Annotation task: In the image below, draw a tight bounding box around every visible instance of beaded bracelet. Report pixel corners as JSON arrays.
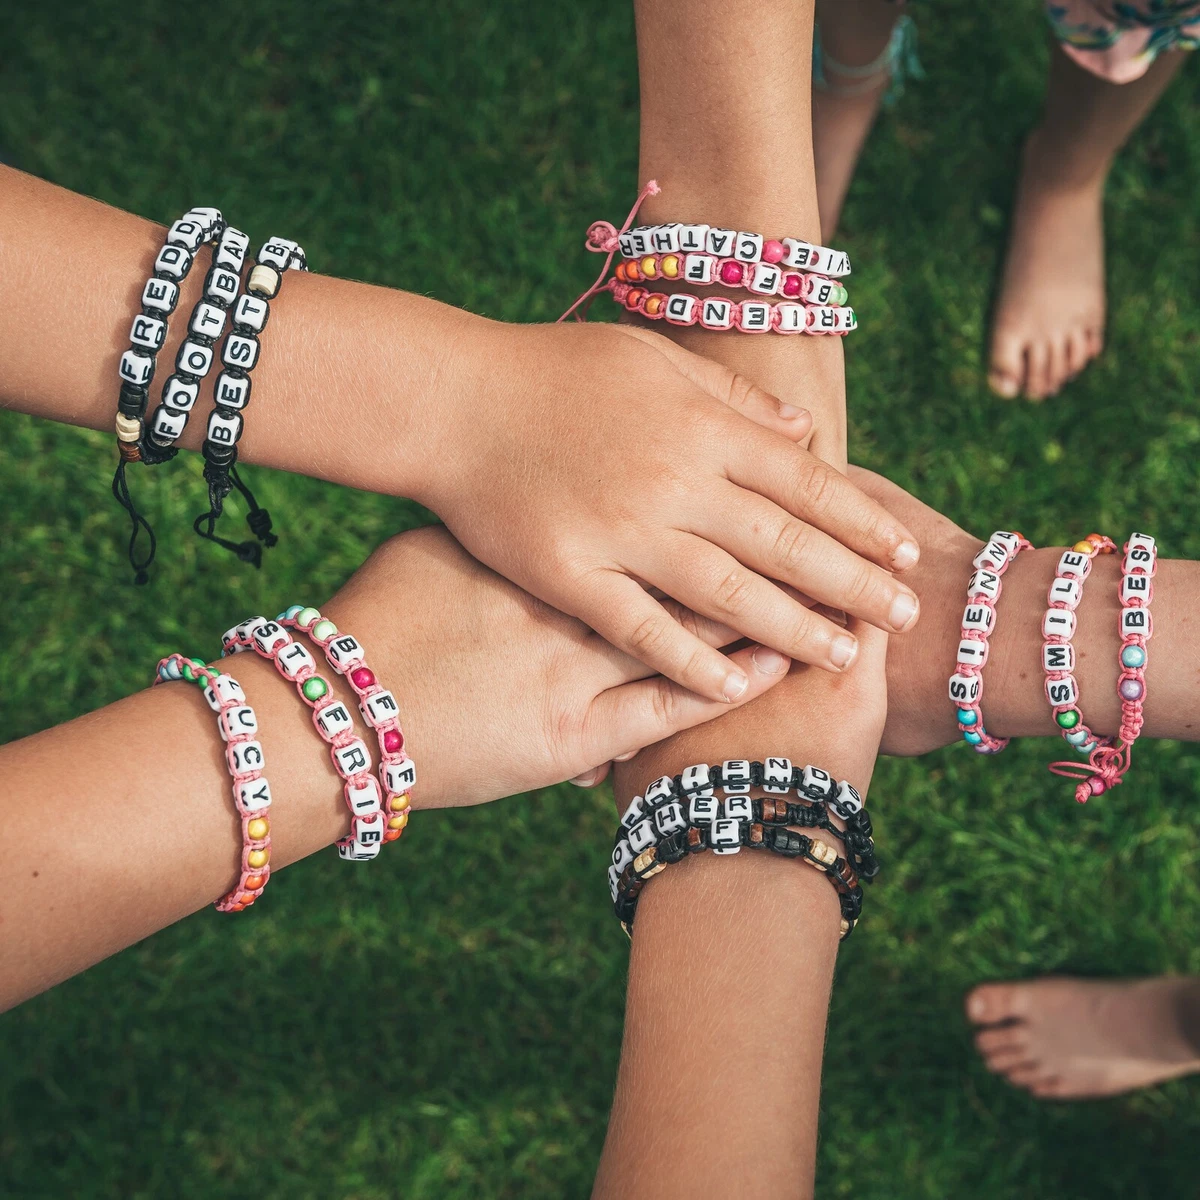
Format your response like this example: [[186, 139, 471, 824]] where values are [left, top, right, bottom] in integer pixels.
[[948, 530, 1032, 753], [616, 252, 848, 305], [142, 223, 252, 460], [280, 605, 414, 846], [113, 206, 226, 583], [221, 615, 388, 861], [610, 759, 877, 941], [616, 225, 851, 278], [1042, 534, 1116, 756], [193, 236, 307, 567], [607, 281, 857, 335], [154, 652, 272, 912]]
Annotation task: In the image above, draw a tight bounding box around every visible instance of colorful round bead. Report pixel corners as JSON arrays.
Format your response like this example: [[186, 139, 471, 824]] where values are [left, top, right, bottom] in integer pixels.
[[1121, 644, 1146, 669], [1119, 677, 1145, 702], [720, 261, 744, 285], [311, 619, 337, 641], [957, 709, 977, 726], [302, 676, 328, 702], [383, 729, 403, 754], [964, 730, 983, 745], [762, 239, 785, 264], [1056, 710, 1079, 729], [296, 607, 321, 629], [350, 667, 376, 690]]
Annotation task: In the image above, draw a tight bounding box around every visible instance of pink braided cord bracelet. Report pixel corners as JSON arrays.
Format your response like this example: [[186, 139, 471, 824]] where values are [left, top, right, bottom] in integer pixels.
[[616, 251, 847, 304], [606, 281, 856, 334]]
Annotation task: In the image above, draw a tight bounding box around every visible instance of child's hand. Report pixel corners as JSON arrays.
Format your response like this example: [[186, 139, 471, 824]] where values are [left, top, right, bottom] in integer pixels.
[[420, 321, 921, 702]]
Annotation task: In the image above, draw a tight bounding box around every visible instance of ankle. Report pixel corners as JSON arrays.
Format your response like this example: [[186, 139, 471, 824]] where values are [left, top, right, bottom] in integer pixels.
[[1023, 125, 1111, 194]]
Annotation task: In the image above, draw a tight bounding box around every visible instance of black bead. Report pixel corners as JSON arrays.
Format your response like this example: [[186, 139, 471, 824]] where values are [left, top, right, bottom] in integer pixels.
[[658, 832, 688, 864], [203, 438, 236, 467], [118, 382, 148, 418]]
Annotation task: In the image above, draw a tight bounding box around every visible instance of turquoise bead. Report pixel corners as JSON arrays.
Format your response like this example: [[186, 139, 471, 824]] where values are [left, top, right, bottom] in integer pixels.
[[284, 604, 304, 620], [1065, 728, 1089, 746], [1121, 645, 1146, 669], [963, 730, 983, 745], [1078, 740, 1097, 755], [957, 709, 977, 726]]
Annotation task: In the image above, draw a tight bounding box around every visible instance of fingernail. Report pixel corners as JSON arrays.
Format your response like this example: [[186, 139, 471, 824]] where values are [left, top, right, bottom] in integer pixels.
[[892, 540, 920, 571], [751, 646, 789, 675], [778, 404, 808, 420], [614, 749, 638, 762], [889, 590, 919, 632], [830, 635, 858, 670], [569, 769, 600, 787], [723, 671, 749, 701], [989, 374, 1019, 399]]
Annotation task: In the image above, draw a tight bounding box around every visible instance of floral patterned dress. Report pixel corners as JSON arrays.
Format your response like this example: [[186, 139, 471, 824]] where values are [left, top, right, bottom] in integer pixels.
[[1047, 1, 1200, 81]]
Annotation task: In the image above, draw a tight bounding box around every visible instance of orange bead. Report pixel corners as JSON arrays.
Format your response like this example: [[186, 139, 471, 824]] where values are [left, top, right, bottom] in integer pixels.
[[614, 262, 627, 282], [247, 818, 269, 840], [624, 288, 646, 310], [661, 254, 680, 279], [643, 295, 663, 316], [238, 893, 257, 905], [625, 260, 641, 281], [243, 874, 265, 890], [383, 829, 402, 842], [640, 256, 658, 280], [247, 848, 270, 869]]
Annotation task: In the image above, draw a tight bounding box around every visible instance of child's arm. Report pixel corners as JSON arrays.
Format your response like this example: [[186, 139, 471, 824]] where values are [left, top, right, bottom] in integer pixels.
[[0, 165, 920, 698], [0, 527, 792, 1015]]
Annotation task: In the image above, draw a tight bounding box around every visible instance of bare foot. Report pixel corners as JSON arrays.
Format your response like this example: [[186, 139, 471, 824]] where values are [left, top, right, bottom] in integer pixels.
[[988, 127, 1107, 400], [812, 74, 889, 243], [966, 976, 1200, 1100]]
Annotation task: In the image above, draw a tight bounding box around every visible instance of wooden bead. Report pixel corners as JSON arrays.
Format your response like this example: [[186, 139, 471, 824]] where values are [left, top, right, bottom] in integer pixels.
[[247, 264, 281, 299], [115, 414, 142, 442], [809, 839, 838, 867]]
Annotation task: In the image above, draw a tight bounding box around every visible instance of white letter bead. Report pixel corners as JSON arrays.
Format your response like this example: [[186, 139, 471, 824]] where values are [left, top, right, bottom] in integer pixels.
[[961, 603, 993, 633], [655, 802, 687, 836], [1042, 642, 1075, 672], [806, 278, 839, 305], [119, 349, 155, 386], [151, 408, 187, 443], [620, 795, 645, 830], [833, 781, 863, 818], [337, 841, 379, 862], [781, 238, 816, 269], [207, 409, 243, 446], [177, 340, 214, 378], [222, 334, 260, 371], [665, 293, 698, 325], [689, 795, 718, 823], [711, 818, 742, 854], [762, 757, 792, 793], [215, 228, 251, 272], [238, 616, 269, 641], [1127, 532, 1156, 557], [221, 625, 245, 653], [992, 531, 1020, 552], [238, 777, 272, 812], [683, 254, 714, 285], [189, 301, 227, 340], [384, 757, 416, 794], [204, 674, 245, 710], [956, 639, 987, 667], [680, 763, 713, 798], [326, 634, 365, 673], [608, 864, 621, 902], [154, 243, 193, 279], [612, 838, 634, 872], [617, 232, 635, 257], [361, 690, 400, 728], [1049, 578, 1084, 608], [315, 701, 355, 740], [333, 739, 372, 777], [251, 620, 291, 655], [628, 228, 651, 255], [650, 225, 680, 252], [724, 796, 753, 821], [699, 298, 733, 330], [748, 263, 781, 295], [219, 705, 258, 741], [1120, 573, 1151, 604], [1121, 607, 1152, 636], [1042, 609, 1077, 638], [734, 232, 764, 262], [967, 570, 1001, 600], [737, 302, 771, 332], [205, 267, 241, 305], [233, 294, 270, 332], [720, 760, 751, 794], [628, 818, 656, 853], [705, 228, 736, 257], [345, 776, 383, 815], [801, 764, 835, 800], [214, 371, 251, 410], [644, 775, 675, 807], [776, 303, 806, 332], [1058, 550, 1090, 578], [276, 641, 315, 679], [677, 224, 709, 253], [972, 539, 1011, 570], [258, 238, 298, 269], [142, 278, 179, 314], [228, 739, 265, 775], [353, 813, 384, 848], [948, 673, 981, 704], [167, 218, 204, 250], [162, 375, 200, 412], [1045, 675, 1079, 708]]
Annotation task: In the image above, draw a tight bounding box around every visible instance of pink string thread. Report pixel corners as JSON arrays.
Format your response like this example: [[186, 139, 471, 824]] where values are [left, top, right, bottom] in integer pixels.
[[558, 179, 661, 324], [1049, 743, 1131, 804]]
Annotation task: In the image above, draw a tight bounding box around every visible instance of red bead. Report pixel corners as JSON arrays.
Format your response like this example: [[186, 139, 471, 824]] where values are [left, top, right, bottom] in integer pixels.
[[383, 729, 403, 754], [350, 666, 376, 690], [720, 261, 743, 285], [762, 240, 785, 264], [782, 274, 802, 298], [625, 287, 646, 310]]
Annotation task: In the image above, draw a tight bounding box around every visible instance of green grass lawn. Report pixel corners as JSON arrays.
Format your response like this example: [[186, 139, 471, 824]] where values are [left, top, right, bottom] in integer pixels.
[[3, 1, 1200, 1196]]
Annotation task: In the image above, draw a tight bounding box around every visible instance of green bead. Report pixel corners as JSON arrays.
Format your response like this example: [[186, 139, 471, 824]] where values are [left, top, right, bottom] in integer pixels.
[[181, 658, 206, 682], [297, 606, 322, 629], [302, 676, 328, 702], [1056, 710, 1080, 729], [311, 619, 337, 640]]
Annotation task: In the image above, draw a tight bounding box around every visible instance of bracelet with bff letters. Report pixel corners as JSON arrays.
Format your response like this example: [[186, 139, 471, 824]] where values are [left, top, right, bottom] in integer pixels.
[[616, 252, 848, 305]]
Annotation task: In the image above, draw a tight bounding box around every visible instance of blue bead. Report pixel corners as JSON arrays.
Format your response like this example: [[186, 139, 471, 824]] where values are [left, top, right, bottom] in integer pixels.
[[957, 709, 977, 726], [1121, 645, 1146, 669], [1065, 728, 1089, 746], [964, 730, 983, 745], [1078, 740, 1097, 755]]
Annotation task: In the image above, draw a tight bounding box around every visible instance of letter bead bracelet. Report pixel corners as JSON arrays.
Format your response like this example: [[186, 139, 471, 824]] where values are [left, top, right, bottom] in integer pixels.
[[610, 758, 878, 941], [616, 252, 848, 305], [948, 531, 1031, 753], [154, 653, 273, 912], [607, 283, 856, 334], [617, 224, 851, 278]]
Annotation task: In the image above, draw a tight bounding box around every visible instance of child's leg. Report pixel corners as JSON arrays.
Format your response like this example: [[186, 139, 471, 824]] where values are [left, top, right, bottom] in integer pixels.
[[812, 0, 904, 240], [989, 40, 1184, 400], [965, 976, 1200, 1099]]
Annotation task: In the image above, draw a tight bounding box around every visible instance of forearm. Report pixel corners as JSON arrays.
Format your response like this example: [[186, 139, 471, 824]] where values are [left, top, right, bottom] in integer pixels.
[[0, 164, 492, 503]]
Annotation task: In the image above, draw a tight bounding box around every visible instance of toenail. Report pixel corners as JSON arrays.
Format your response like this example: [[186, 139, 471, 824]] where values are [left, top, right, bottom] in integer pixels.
[[990, 375, 1019, 399], [968, 993, 987, 1021]]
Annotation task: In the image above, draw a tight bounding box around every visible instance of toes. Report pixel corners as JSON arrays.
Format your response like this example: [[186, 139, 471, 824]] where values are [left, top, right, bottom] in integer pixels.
[[1002, 1063, 1056, 1091], [1064, 329, 1090, 380], [1044, 339, 1067, 397], [966, 982, 1031, 1027], [1029, 1077, 1069, 1101], [975, 1025, 1028, 1057], [988, 330, 1025, 399], [1024, 341, 1050, 401]]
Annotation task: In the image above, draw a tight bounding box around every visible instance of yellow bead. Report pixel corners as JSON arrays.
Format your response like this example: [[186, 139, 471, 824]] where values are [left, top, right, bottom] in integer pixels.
[[661, 254, 680, 279], [1073, 540, 1094, 554], [390, 792, 410, 812], [247, 848, 270, 869], [640, 256, 658, 280], [388, 810, 409, 831], [247, 818, 269, 840]]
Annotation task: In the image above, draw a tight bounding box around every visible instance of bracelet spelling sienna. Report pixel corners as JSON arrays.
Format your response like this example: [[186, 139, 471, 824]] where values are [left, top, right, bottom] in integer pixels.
[[154, 652, 273, 912]]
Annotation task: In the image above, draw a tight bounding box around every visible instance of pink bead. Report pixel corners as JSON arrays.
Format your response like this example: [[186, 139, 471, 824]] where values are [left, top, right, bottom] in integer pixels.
[[782, 274, 802, 298], [762, 240, 785, 264], [1119, 677, 1144, 702], [719, 261, 743, 285], [350, 666, 376, 690], [383, 729, 403, 754]]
